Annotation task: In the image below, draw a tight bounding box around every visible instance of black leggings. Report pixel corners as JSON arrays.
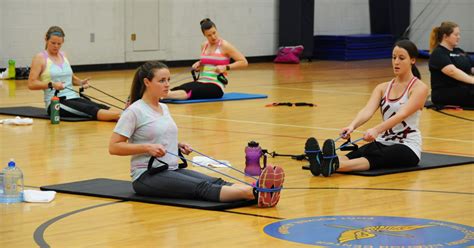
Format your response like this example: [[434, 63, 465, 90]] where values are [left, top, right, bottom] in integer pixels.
[[171, 81, 224, 99], [132, 168, 232, 202], [432, 84, 474, 108], [47, 97, 110, 120], [345, 142, 420, 170]]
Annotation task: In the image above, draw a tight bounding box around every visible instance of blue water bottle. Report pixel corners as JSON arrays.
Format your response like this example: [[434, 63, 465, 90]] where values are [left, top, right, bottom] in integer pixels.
[[1, 159, 24, 203]]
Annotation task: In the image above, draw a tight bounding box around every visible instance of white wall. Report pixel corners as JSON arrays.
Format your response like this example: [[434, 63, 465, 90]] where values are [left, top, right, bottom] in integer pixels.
[[0, 0, 280, 68], [0, 0, 125, 68], [410, 0, 474, 51], [314, 0, 370, 35], [166, 0, 278, 60], [7, 0, 469, 68]]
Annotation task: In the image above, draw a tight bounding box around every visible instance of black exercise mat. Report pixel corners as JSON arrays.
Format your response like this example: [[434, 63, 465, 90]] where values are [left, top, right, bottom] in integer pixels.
[[302, 152, 473, 176], [41, 178, 256, 210], [0, 106, 91, 121], [424, 100, 474, 110]]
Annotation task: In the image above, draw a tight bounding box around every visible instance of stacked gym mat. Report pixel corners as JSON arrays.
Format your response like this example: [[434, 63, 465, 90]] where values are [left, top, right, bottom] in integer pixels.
[[313, 34, 394, 60]]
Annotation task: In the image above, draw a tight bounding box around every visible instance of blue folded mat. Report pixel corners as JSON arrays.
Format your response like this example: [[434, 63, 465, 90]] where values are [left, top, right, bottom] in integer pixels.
[[161, 92, 268, 104], [313, 34, 394, 61]]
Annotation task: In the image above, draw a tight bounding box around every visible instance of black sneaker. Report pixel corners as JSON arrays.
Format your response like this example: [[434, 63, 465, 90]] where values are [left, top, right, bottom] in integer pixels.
[[321, 139, 339, 177], [305, 137, 322, 176]]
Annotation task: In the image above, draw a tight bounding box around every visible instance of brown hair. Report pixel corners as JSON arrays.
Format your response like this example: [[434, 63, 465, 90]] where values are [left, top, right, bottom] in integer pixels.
[[429, 21, 458, 53], [129, 61, 169, 104], [394, 39, 421, 79], [200, 18, 216, 33], [44, 26, 65, 49]]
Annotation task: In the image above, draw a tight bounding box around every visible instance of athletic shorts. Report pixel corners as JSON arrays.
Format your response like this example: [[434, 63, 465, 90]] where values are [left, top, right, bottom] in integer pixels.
[[345, 142, 420, 169], [47, 97, 110, 120], [171, 81, 224, 99]]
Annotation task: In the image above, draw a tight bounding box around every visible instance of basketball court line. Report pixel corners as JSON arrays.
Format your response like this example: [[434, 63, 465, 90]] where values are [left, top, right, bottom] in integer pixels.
[[260, 85, 373, 96], [174, 114, 474, 144]]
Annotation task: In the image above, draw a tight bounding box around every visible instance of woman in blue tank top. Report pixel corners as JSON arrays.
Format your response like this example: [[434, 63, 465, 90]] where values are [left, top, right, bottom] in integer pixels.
[[28, 26, 122, 121]]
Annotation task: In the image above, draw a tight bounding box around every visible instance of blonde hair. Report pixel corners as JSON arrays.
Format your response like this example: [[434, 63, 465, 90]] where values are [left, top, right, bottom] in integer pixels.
[[429, 21, 458, 53], [44, 26, 65, 49]]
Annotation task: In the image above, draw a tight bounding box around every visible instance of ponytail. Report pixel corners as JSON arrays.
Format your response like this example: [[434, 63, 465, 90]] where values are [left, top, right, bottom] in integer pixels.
[[412, 64, 421, 79], [429, 27, 440, 53], [128, 61, 168, 105]]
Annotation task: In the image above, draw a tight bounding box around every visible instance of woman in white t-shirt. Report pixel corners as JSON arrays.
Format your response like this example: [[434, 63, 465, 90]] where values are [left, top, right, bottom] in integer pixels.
[[109, 61, 284, 207]]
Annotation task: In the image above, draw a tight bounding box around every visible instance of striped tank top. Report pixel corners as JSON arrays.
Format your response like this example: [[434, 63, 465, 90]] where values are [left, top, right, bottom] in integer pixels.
[[376, 77, 422, 158], [199, 40, 230, 91], [40, 51, 79, 108]]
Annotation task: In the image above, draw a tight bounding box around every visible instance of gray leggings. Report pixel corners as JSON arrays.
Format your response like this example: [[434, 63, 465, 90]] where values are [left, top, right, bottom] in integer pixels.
[[132, 168, 232, 202]]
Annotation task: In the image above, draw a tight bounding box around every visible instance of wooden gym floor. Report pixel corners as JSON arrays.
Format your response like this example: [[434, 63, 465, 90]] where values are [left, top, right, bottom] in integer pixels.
[[0, 59, 473, 247]]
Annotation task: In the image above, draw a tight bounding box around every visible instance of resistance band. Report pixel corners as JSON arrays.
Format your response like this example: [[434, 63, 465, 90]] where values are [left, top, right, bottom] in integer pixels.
[[161, 150, 281, 193]]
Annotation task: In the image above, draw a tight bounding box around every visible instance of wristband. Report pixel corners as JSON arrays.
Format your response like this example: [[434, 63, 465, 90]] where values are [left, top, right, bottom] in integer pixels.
[[226, 65, 230, 71], [48, 82, 53, 89]]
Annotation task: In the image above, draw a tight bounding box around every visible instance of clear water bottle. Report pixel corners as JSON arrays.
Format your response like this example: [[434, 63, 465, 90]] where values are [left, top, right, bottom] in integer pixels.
[[1, 159, 24, 203]]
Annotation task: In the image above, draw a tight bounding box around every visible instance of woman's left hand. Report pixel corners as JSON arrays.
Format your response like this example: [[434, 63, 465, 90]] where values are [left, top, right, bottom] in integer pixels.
[[215, 65, 227, 74], [81, 78, 91, 89], [179, 143, 193, 155], [363, 128, 379, 142]]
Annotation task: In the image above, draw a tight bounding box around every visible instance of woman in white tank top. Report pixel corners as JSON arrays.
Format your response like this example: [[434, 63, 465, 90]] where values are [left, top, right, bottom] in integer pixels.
[[305, 40, 429, 177]]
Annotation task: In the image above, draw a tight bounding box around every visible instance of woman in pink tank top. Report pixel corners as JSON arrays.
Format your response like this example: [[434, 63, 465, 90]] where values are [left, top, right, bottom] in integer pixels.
[[166, 18, 248, 100]]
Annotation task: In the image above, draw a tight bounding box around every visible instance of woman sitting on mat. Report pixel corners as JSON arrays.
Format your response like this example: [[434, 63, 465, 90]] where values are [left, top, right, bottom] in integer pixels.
[[28, 26, 122, 121], [429, 21, 474, 108], [165, 18, 248, 100], [305, 40, 429, 177], [109, 61, 283, 207]]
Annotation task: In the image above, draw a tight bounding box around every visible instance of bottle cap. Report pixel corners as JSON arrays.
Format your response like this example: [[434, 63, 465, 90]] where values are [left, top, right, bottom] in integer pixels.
[[8, 159, 15, 167], [248, 141, 259, 147], [52, 96, 60, 100]]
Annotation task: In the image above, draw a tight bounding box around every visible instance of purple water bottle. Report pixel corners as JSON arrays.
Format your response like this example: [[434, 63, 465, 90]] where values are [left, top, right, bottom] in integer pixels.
[[245, 141, 263, 176]]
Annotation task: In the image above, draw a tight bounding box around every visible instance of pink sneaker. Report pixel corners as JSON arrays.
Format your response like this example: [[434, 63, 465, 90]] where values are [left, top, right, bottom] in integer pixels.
[[257, 165, 285, 208]]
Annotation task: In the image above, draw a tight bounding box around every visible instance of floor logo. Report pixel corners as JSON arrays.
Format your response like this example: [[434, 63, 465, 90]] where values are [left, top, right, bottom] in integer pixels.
[[264, 216, 474, 247]]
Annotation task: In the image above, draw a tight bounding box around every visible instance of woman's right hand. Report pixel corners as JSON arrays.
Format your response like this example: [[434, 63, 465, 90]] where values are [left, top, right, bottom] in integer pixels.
[[340, 127, 354, 139], [52, 82, 65, 90], [192, 61, 201, 71], [146, 144, 167, 157]]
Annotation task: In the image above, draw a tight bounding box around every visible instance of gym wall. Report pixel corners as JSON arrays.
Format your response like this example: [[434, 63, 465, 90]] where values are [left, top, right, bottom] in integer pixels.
[[0, 0, 471, 68]]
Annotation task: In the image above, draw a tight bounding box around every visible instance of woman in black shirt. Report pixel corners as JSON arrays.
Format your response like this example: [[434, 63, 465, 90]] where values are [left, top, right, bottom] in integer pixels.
[[429, 21, 474, 107]]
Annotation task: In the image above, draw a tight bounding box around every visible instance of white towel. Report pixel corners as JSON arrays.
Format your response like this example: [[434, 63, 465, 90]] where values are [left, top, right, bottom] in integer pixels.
[[0, 68, 9, 79], [192, 156, 232, 168], [23, 190, 56, 203], [0, 116, 33, 125]]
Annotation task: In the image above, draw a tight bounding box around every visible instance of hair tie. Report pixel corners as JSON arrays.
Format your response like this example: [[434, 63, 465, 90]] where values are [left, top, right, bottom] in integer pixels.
[[50, 31, 64, 37]]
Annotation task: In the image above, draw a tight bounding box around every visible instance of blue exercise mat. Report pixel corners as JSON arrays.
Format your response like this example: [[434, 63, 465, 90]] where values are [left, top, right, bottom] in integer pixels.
[[161, 92, 268, 104]]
